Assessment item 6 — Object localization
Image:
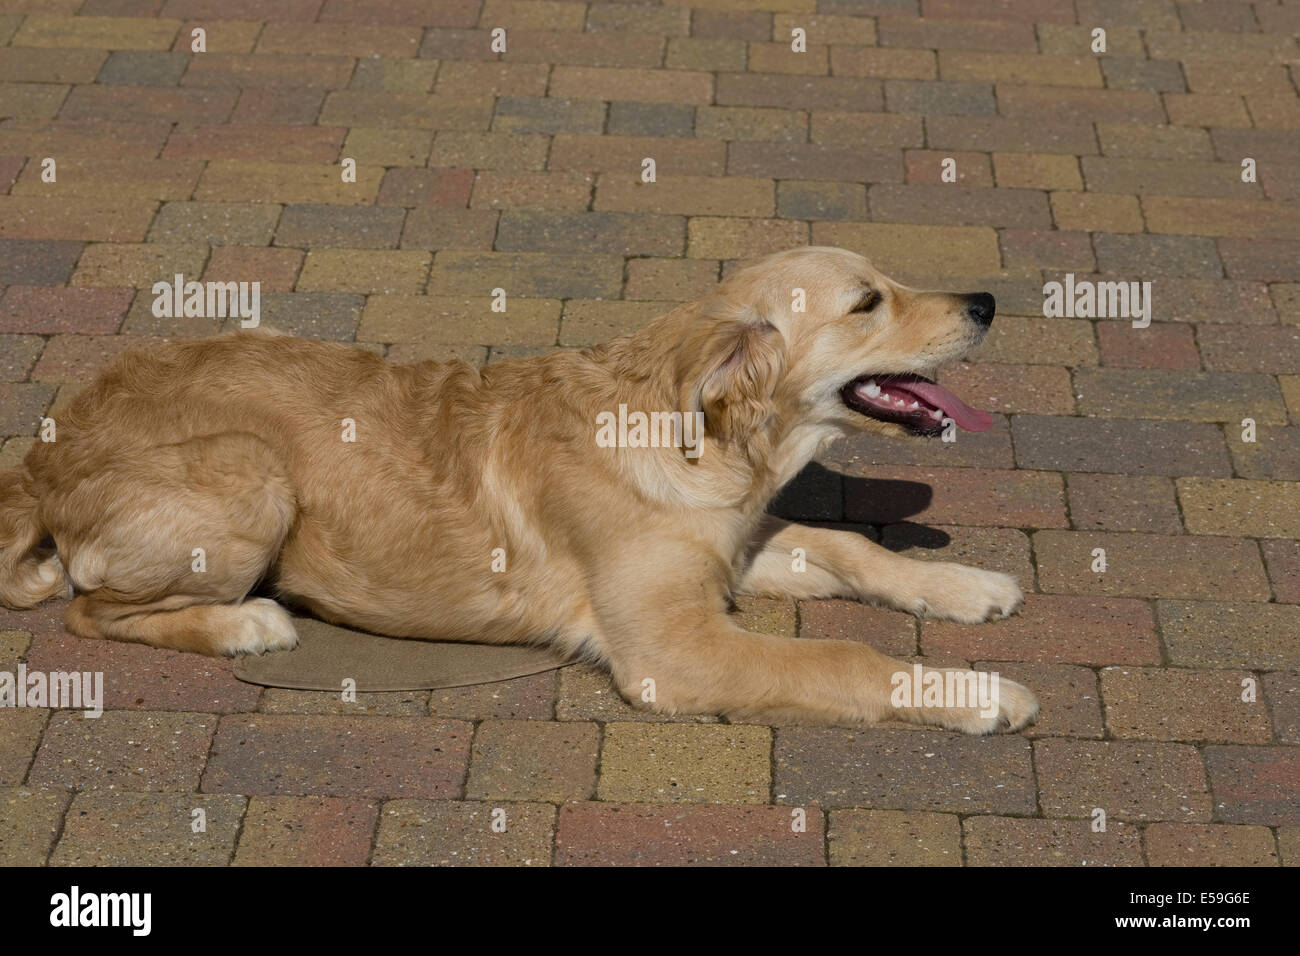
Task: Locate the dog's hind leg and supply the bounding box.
[46,432,299,656]
[736,516,1023,624]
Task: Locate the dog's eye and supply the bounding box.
[850,291,881,314]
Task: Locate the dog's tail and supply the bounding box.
[0,465,64,608]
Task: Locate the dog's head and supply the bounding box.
[680,246,996,445]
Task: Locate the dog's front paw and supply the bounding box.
[905,563,1023,624]
[222,598,299,656]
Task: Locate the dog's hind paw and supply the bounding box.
[222,598,299,656]
[905,563,1023,624]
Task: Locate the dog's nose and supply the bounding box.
[965,292,995,328]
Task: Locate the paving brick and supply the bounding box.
[1262,540,1300,603]
[559,300,667,346]
[555,803,825,865]
[991,152,1081,191]
[1284,375,1300,424]
[1037,24,1146,57]
[812,222,1002,282]
[0,788,68,866]
[926,116,1098,155]
[234,796,377,866]
[429,251,623,299]
[1036,739,1212,823]
[0,334,41,382]
[348,56,438,92]
[904,150,992,187]
[493,95,606,135]
[588,3,691,36]
[0,47,108,83]
[0,708,45,786]
[71,242,207,289]
[0,197,158,243]
[148,201,280,246]
[428,672,558,722]
[165,123,344,163]
[470,170,593,210]
[843,465,1066,528]
[59,83,235,125]
[879,523,1035,585]
[28,710,215,791]
[716,73,884,112]
[0,238,82,285]
[24,631,261,713]
[1096,321,1200,370]
[885,79,995,116]
[1205,746,1300,825]
[51,791,244,866]
[401,207,499,251]
[598,723,771,804]
[379,167,472,208]
[811,110,923,148]
[595,173,773,217]
[774,13,877,45]
[14,14,180,50]
[964,817,1144,865]
[1145,197,1300,242]
[183,52,354,89]
[1101,57,1187,94]
[431,131,550,171]
[969,661,1103,739]
[1092,234,1223,279]
[833,47,935,80]
[798,599,917,658]
[495,209,678,257]
[870,184,1050,229]
[196,160,381,205]
[1165,92,1252,128]
[274,205,405,250]
[729,142,900,183]
[465,719,598,802]
[1199,327,1300,375]
[1145,823,1280,867]
[435,60,549,98]
[925,0,1076,21]
[550,134,726,177]
[0,286,130,335]
[203,715,472,798]
[0,118,172,159]
[1177,477,1300,538]
[0,383,56,436]
[1095,123,1212,163]
[555,663,718,724]
[1161,601,1300,670]
[359,294,559,347]
[321,91,493,130]
[1265,671,1300,744]
[258,21,420,57]
[1219,238,1300,282]
[1066,473,1184,534]
[607,101,697,138]
[827,809,960,866]
[231,88,324,125]
[776,180,866,219]
[1034,531,1271,600]
[1074,368,1285,423]
[625,257,718,301]
[687,216,807,260]
[775,728,1036,813]
[1102,667,1272,743]
[878,15,1035,51]
[1001,229,1096,271]
[942,51,1101,88]
[258,688,427,716]
[923,594,1159,666]
[748,40,827,75]
[1049,192,1144,233]
[297,250,429,294]
[251,291,362,340]
[372,800,555,866]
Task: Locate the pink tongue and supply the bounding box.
[890,380,995,432]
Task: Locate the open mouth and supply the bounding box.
[840,373,995,436]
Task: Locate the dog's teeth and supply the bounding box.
[863,381,881,398]
[908,401,919,410]
[929,408,943,420]
[894,398,906,406]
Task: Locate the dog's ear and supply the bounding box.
[679,308,787,448]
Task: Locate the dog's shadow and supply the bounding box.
[769,461,951,552]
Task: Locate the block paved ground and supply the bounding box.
[1,0,1299,867]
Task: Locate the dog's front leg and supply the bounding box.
[592,556,1035,733]
[736,516,1023,624]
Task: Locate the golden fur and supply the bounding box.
[0,247,1038,733]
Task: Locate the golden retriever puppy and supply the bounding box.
[0,246,1037,734]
